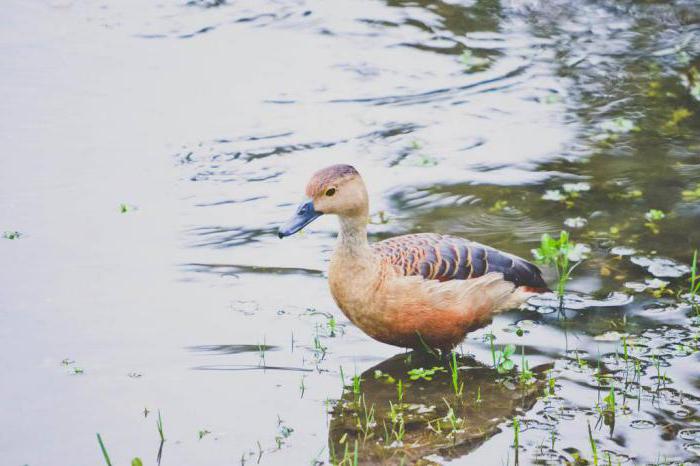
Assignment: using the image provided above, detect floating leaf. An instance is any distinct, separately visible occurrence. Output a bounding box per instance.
[2,231,22,240]
[599,117,638,134]
[542,190,565,201]
[562,182,590,193]
[610,246,636,256]
[564,217,587,228]
[567,243,591,262]
[631,256,689,278]
[594,331,628,342]
[458,50,490,70]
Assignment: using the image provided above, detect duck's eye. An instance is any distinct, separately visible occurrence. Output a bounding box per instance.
[325,188,336,197]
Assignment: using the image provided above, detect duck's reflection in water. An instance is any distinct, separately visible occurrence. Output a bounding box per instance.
[329,351,550,465]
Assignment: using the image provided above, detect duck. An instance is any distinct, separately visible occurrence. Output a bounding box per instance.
[278,164,548,351]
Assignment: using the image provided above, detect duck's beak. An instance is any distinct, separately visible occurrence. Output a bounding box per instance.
[278,200,323,238]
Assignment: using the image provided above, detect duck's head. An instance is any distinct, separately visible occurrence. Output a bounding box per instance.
[278,164,368,238]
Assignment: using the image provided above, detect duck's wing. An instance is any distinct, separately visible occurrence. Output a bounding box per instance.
[372,233,548,290]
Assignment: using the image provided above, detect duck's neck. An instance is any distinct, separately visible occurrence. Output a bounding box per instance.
[337,215,372,259]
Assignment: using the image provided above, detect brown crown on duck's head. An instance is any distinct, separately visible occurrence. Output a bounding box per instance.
[278,164,367,238]
[305,164,359,198]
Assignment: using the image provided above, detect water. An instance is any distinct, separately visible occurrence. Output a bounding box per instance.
[1,0,699,464]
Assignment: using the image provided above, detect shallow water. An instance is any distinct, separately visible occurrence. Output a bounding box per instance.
[1,0,699,464]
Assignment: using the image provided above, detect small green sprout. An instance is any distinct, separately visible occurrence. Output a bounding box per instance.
[96,433,112,466]
[156,410,165,442]
[373,369,396,384]
[603,386,615,414]
[442,399,462,436]
[119,203,137,213]
[532,231,590,297]
[486,331,496,366]
[587,421,599,466]
[198,429,210,440]
[688,250,700,306]
[518,347,535,385]
[449,352,464,396]
[352,374,362,396]
[494,344,516,374]
[512,416,520,464]
[275,416,294,449]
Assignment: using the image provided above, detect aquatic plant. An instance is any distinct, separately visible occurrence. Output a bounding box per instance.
[542,182,590,208]
[2,230,21,240]
[518,347,535,385]
[357,396,376,443]
[119,203,137,213]
[313,328,328,360]
[587,421,599,466]
[442,399,462,438]
[688,250,700,307]
[96,433,112,466]
[494,344,515,374]
[458,50,489,70]
[198,429,210,440]
[644,209,666,234]
[513,417,520,464]
[352,372,362,398]
[662,107,692,131]
[532,230,590,297]
[275,416,294,449]
[390,412,405,444]
[257,338,266,366]
[407,366,445,381]
[544,371,556,398]
[373,369,396,384]
[603,386,615,415]
[449,352,464,396]
[326,315,338,337]
[486,331,496,366]
[156,410,165,442]
[489,200,509,213]
[682,184,700,201]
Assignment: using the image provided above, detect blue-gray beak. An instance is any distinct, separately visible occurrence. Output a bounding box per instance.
[278,200,323,238]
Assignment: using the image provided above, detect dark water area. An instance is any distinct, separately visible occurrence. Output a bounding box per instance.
[1,0,700,464]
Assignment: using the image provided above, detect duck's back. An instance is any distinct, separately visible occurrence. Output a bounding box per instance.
[372,233,547,290]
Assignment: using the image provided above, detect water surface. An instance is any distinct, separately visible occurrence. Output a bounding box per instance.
[1,0,699,464]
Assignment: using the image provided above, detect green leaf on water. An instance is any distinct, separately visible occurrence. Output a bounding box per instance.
[458,50,490,70]
[599,117,639,134]
[644,209,665,222]
[682,184,700,201]
[2,231,22,240]
[663,108,692,130]
[132,459,143,466]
